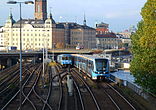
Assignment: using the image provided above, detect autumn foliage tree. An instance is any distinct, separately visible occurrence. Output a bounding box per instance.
[130,0,156,94]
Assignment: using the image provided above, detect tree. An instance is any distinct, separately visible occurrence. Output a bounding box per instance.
[56,43,64,49]
[130,0,156,94]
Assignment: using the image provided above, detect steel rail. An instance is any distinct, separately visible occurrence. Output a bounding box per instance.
[72,69,101,110]
[72,77,85,110]
[107,83,136,110]
[17,64,42,110]
[1,65,36,110]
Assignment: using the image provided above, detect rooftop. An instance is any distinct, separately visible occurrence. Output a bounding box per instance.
[96,33,117,38]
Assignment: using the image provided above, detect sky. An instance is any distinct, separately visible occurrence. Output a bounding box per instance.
[0,0,146,32]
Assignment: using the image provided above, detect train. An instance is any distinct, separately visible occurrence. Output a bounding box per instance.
[8,46,17,51]
[0,46,6,51]
[57,54,73,67]
[0,46,17,51]
[57,54,110,80]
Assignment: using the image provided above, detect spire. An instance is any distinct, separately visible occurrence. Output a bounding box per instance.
[49,7,52,19]
[46,9,55,24]
[83,13,86,26]
[49,12,52,19]
[9,8,13,19]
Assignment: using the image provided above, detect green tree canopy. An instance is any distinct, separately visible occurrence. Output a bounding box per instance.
[130,0,156,94]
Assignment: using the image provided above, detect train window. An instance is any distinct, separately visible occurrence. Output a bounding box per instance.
[88,61,93,70]
[95,59,107,71]
[88,61,91,67]
[68,57,72,60]
[62,57,68,60]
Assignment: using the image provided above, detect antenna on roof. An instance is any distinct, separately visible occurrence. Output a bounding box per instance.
[83,12,86,26]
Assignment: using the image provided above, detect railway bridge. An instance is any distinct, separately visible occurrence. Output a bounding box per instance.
[0,49,93,70]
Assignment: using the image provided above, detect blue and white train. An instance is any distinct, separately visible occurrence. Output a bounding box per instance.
[71,54,110,80]
[57,54,73,67]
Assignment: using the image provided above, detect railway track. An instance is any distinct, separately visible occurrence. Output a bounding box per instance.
[72,67,136,110]
[0,64,19,80]
[1,62,137,110]
[0,64,34,109]
[20,64,42,110]
[1,64,39,110]
[71,69,101,110]
[100,82,136,110]
[41,64,53,110]
[0,63,34,93]
[20,64,52,110]
[72,76,85,110]
[48,64,66,110]
[1,64,52,110]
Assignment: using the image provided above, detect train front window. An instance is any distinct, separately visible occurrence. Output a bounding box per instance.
[62,56,71,60]
[95,59,107,71]
[62,57,67,60]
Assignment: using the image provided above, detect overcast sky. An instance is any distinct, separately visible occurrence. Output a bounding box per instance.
[0,0,146,32]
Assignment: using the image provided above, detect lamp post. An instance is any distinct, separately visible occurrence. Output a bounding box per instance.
[7,1,34,110]
[53,43,55,62]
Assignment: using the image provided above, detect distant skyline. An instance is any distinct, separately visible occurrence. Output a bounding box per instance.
[0,0,146,32]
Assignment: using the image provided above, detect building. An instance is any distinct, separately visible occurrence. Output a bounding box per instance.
[96,22,109,34]
[96,33,121,49]
[70,24,96,49]
[117,26,136,48]
[0,0,65,50]
[0,12,65,50]
[0,0,96,50]
[35,0,47,20]
[0,26,4,46]
[95,22,121,50]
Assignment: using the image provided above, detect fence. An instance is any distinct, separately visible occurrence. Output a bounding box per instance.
[110,74,156,108]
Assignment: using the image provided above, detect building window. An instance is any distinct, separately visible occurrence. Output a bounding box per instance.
[38,5,40,12]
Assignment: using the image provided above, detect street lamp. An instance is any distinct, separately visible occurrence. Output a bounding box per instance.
[53,43,55,62]
[7,1,34,110]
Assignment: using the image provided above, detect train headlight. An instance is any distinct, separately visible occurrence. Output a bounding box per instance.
[92,77,97,80]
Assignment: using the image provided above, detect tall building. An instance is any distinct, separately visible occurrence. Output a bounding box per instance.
[0,0,96,50]
[0,13,63,50]
[35,0,47,20]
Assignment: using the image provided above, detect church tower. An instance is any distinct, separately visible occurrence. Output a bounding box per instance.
[34,0,47,20]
